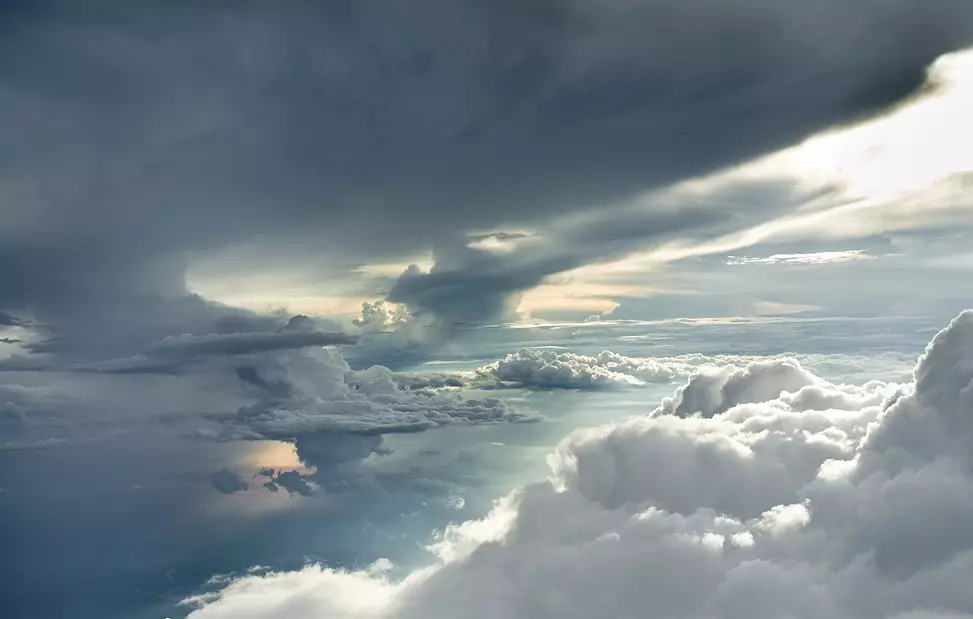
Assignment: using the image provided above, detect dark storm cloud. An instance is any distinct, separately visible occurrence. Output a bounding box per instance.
[2,0,973,348]
[388,207,728,325]
[0,312,28,328]
[1,324,358,375]
[388,181,825,326]
[209,467,249,494]
[144,330,359,361]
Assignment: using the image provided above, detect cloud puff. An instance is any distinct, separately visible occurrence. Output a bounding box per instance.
[210,468,249,494]
[653,358,825,418]
[184,311,973,619]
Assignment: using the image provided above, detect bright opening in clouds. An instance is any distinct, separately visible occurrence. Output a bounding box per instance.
[2,2,973,618]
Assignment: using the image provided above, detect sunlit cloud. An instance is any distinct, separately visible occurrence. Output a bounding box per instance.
[579,48,973,275]
[466,230,538,254]
[353,254,435,278]
[781,50,973,202]
[516,281,668,316]
[726,250,875,266]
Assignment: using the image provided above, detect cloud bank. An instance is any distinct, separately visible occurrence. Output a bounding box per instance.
[470,348,908,392]
[185,310,973,619]
[474,348,696,389]
[205,345,536,493]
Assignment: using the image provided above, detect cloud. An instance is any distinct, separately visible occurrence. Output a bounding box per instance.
[474,348,695,389]
[387,207,731,328]
[210,468,249,494]
[4,318,358,375]
[3,0,971,347]
[726,250,876,266]
[206,345,537,493]
[145,330,358,360]
[262,470,315,497]
[653,358,824,418]
[354,302,414,332]
[183,310,973,619]
[470,348,900,392]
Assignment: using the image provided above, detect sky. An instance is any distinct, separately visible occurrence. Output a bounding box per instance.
[3,2,973,618]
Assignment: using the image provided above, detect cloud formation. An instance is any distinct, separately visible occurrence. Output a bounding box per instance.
[725,250,876,266]
[475,348,695,389]
[210,468,249,494]
[470,348,906,392]
[184,310,973,619]
[3,0,972,345]
[207,345,536,493]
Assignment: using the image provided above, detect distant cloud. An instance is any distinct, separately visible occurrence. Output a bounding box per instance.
[145,330,358,361]
[21,325,359,375]
[207,346,537,493]
[474,348,694,389]
[726,250,875,266]
[470,348,900,392]
[210,468,249,494]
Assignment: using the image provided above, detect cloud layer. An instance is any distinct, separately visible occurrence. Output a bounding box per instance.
[3,0,972,343]
[471,347,909,392]
[205,345,536,493]
[475,348,696,389]
[185,310,973,619]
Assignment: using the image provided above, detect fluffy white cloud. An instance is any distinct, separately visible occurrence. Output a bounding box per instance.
[474,348,696,389]
[185,310,973,619]
[652,357,891,418]
[473,347,905,392]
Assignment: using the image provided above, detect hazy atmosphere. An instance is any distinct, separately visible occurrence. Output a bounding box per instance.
[3,2,973,618]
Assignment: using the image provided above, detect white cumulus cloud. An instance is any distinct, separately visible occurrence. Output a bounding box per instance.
[185,310,973,619]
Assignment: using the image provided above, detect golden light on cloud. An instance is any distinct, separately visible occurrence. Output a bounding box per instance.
[198,293,369,317]
[516,280,669,316]
[241,441,306,473]
[590,48,973,271]
[466,229,538,254]
[353,253,435,278]
[784,49,973,201]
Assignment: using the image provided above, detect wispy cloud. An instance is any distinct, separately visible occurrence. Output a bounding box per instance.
[725,250,875,266]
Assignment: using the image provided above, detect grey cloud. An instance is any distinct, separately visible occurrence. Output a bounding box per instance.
[0,312,29,328]
[264,470,315,497]
[0,401,27,434]
[209,468,249,494]
[14,325,358,375]
[388,206,729,326]
[3,0,973,350]
[145,330,359,361]
[207,346,537,494]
